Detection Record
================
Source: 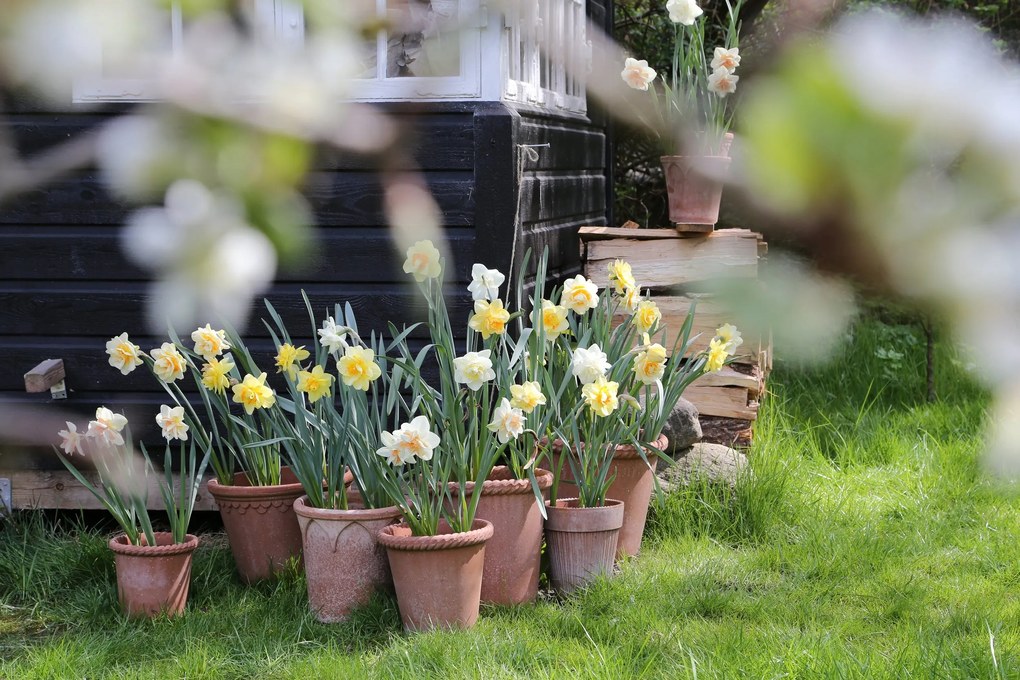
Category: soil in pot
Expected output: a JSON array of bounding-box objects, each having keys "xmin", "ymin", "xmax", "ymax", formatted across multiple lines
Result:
[
  {"xmin": 108, "ymin": 532, "xmax": 199, "ymax": 618},
  {"xmin": 458, "ymin": 466, "xmax": 553, "ymax": 605},
  {"xmin": 294, "ymin": 493, "xmax": 402, "ymax": 622},
  {"xmin": 377, "ymin": 518, "xmax": 493, "ymax": 632},
  {"xmin": 207, "ymin": 467, "xmax": 305, "ymax": 584},
  {"xmin": 545, "ymin": 498, "xmax": 624, "ymax": 595}
]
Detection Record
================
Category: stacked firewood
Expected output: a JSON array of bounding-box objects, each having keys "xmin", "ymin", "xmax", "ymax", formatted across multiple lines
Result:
[{"xmin": 580, "ymin": 225, "xmax": 769, "ymax": 448}]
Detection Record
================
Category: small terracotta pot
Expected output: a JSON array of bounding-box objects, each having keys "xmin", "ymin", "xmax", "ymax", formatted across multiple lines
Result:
[
  {"xmin": 454, "ymin": 467, "xmax": 553, "ymax": 605},
  {"xmin": 207, "ymin": 467, "xmax": 305, "ymax": 583},
  {"xmin": 661, "ymin": 134, "xmax": 734, "ymax": 229},
  {"xmin": 545, "ymin": 498, "xmax": 624, "ymax": 594},
  {"xmin": 293, "ymin": 493, "xmax": 402, "ymax": 622},
  {"xmin": 108, "ymin": 532, "xmax": 199, "ymax": 618},
  {"xmin": 549, "ymin": 436, "xmax": 667, "ymax": 559},
  {"xmin": 377, "ymin": 519, "xmax": 494, "ymax": 632}
]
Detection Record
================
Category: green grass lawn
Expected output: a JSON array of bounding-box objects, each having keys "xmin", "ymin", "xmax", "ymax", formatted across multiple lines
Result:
[{"xmin": 2, "ymin": 315, "xmax": 1018, "ymax": 679}]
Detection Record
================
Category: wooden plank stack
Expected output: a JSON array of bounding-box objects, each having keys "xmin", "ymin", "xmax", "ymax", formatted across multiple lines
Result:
[{"xmin": 580, "ymin": 225, "xmax": 770, "ymax": 448}]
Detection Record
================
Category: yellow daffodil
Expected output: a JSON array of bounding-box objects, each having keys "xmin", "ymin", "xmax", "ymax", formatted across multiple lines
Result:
[
  {"xmin": 622, "ymin": 286, "xmax": 641, "ymax": 312},
  {"xmin": 232, "ymin": 373, "xmax": 276, "ymax": 414},
  {"xmin": 561, "ymin": 275, "xmax": 599, "ymax": 315},
  {"xmin": 582, "ymin": 377, "xmax": 619, "ymax": 417},
  {"xmin": 155, "ymin": 405, "xmax": 189, "ymax": 441},
  {"xmin": 191, "ymin": 324, "xmax": 230, "ymax": 361},
  {"xmin": 632, "ymin": 300, "xmax": 662, "ymax": 334},
  {"xmin": 510, "ymin": 381, "xmax": 547, "ymax": 413},
  {"xmin": 201, "ymin": 356, "xmax": 235, "ymax": 394},
  {"xmin": 337, "ymin": 346, "xmax": 382, "ymax": 391},
  {"xmin": 607, "ymin": 259, "xmax": 636, "ymax": 295},
  {"xmin": 705, "ymin": 338, "xmax": 729, "ymax": 373},
  {"xmin": 105, "ymin": 332, "xmax": 143, "ymax": 375},
  {"xmin": 403, "ymin": 240, "xmax": 442, "ymax": 282},
  {"xmin": 541, "ymin": 299, "xmax": 570, "ymax": 341},
  {"xmin": 633, "ymin": 343, "xmax": 668, "ymax": 385},
  {"xmin": 275, "ymin": 343, "xmax": 310, "ymax": 378},
  {"xmin": 297, "ymin": 365, "xmax": 334, "ymax": 403},
  {"xmin": 151, "ymin": 342, "xmax": 186, "ymax": 383},
  {"xmin": 714, "ymin": 323, "xmax": 743, "ymax": 353},
  {"xmin": 468, "ymin": 299, "xmax": 510, "ymax": 339}
]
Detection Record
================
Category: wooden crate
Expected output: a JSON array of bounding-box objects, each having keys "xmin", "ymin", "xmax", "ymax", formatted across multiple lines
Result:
[
  {"xmin": 580, "ymin": 226, "xmax": 770, "ymax": 447},
  {"xmin": 1, "ymin": 468, "xmax": 218, "ymax": 512}
]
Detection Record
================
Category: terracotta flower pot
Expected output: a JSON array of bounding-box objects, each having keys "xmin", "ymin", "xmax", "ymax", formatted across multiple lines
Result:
[
  {"xmin": 293, "ymin": 493, "xmax": 402, "ymax": 622},
  {"xmin": 550, "ymin": 435, "xmax": 666, "ymax": 558},
  {"xmin": 660, "ymin": 133, "xmax": 735, "ymax": 229},
  {"xmin": 544, "ymin": 498, "xmax": 624, "ymax": 594},
  {"xmin": 455, "ymin": 466, "xmax": 553, "ymax": 605},
  {"xmin": 207, "ymin": 467, "xmax": 305, "ymax": 583},
  {"xmin": 108, "ymin": 532, "xmax": 199, "ymax": 618},
  {"xmin": 377, "ymin": 518, "xmax": 494, "ymax": 632}
]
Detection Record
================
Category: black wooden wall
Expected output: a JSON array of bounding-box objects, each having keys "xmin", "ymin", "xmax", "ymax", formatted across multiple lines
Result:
[{"xmin": 0, "ymin": 1, "xmax": 612, "ymax": 467}]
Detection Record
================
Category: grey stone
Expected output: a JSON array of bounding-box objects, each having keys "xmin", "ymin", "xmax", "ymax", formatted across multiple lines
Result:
[
  {"xmin": 660, "ymin": 397, "xmax": 702, "ymax": 455},
  {"xmin": 657, "ymin": 442, "xmax": 748, "ymax": 491}
]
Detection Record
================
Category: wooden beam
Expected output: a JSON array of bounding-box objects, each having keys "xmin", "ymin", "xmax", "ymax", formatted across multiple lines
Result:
[
  {"xmin": 579, "ymin": 226, "xmax": 686, "ymax": 241},
  {"xmin": 3, "ymin": 469, "xmax": 218, "ymax": 511},
  {"xmin": 684, "ymin": 384, "xmax": 759, "ymax": 420},
  {"xmin": 693, "ymin": 366, "xmax": 763, "ymax": 397},
  {"xmin": 24, "ymin": 358, "xmax": 65, "ymax": 393},
  {"xmin": 616, "ymin": 295, "xmax": 765, "ymax": 367},
  {"xmin": 585, "ymin": 229, "xmax": 760, "ymax": 289}
]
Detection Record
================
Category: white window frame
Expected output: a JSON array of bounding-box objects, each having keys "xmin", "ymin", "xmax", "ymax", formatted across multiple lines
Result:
[
  {"xmin": 349, "ymin": 0, "xmax": 483, "ymax": 102},
  {"xmin": 72, "ymin": 1, "xmax": 304, "ymax": 103},
  {"xmin": 502, "ymin": 0, "xmax": 589, "ymax": 114}
]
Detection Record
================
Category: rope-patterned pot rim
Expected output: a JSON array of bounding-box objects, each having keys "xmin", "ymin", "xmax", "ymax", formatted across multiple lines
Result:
[
  {"xmin": 452, "ymin": 466, "xmax": 554, "ymax": 497},
  {"xmin": 293, "ymin": 494, "xmax": 403, "ymax": 521},
  {"xmin": 207, "ymin": 476, "xmax": 305, "ymax": 503},
  {"xmin": 108, "ymin": 532, "xmax": 199, "ymax": 557},
  {"xmin": 613, "ymin": 434, "xmax": 670, "ymax": 460},
  {"xmin": 377, "ymin": 519, "xmax": 493, "ymax": 552},
  {"xmin": 549, "ymin": 434, "xmax": 669, "ymax": 460}
]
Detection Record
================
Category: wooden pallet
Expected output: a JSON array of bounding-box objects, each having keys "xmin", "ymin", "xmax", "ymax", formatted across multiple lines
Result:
[
  {"xmin": 1, "ymin": 468, "xmax": 218, "ymax": 512},
  {"xmin": 580, "ymin": 225, "xmax": 770, "ymax": 447}
]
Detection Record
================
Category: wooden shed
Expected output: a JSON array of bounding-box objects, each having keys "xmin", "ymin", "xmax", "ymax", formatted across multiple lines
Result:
[{"xmin": 0, "ymin": 0, "xmax": 614, "ymax": 510}]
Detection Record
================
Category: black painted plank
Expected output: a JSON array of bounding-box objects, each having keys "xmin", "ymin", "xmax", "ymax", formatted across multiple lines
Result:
[
  {"xmin": 518, "ymin": 174, "xmax": 606, "ymax": 225},
  {"xmin": 472, "ymin": 103, "xmax": 519, "ymax": 277},
  {"xmin": 517, "ymin": 117, "xmax": 606, "ymax": 171},
  {"xmin": 0, "ymin": 282, "xmax": 473, "ymax": 338},
  {"xmin": 0, "ymin": 171, "xmax": 475, "ymax": 227},
  {"xmin": 0, "ymin": 226, "xmax": 475, "ymax": 283},
  {"xmin": 6, "ymin": 114, "xmax": 475, "ymax": 171}
]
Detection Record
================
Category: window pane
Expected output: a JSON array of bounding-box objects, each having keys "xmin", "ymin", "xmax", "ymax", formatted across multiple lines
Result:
[{"xmin": 385, "ymin": 0, "xmax": 460, "ymax": 78}]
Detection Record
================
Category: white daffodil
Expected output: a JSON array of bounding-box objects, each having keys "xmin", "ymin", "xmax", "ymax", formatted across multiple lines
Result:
[
  {"xmin": 57, "ymin": 422, "xmax": 83, "ymax": 456},
  {"xmin": 155, "ymin": 405, "xmax": 189, "ymax": 441},
  {"xmin": 571, "ymin": 344, "xmax": 611, "ymax": 385},
  {"xmin": 105, "ymin": 332, "xmax": 143, "ymax": 375},
  {"xmin": 453, "ymin": 350, "xmax": 496, "ymax": 391},
  {"xmin": 317, "ymin": 316, "xmax": 349, "ymax": 355},
  {"xmin": 87, "ymin": 407, "xmax": 128, "ymax": 447},
  {"xmin": 667, "ymin": 0, "xmax": 703, "ymax": 26},
  {"xmin": 708, "ymin": 67, "xmax": 739, "ymax": 97},
  {"xmin": 487, "ymin": 398, "xmax": 526, "ymax": 444},
  {"xmin": 621, "ymin": 58, "xmax": 657, "ymax": 91},
  {"xmin": 711, "ymin": 47, "xmax": 741, "ymax": 72},
  {"xmin": 467, "ymin": 263, "xmax": 506, "ymax": 301},
  {"xmin": 376, "ymin": 415, "xmax": 441, "ymax": 466},
  {"xmin": 561, "ymin": 275, "xmax": 600, "ymax": 315}
]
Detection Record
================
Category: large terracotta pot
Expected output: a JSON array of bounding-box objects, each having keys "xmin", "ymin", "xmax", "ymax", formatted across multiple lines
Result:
[
  {"xmin": 377, "ymin": 519, "xmax": 493, "ymax": 632},
  {"xmin": 108, "ymin": 532, "xmax": 199, "ymax": 618},
  {"xmin": 293, "ymin": 493, "xmax": 402, "ymax": 622},
  {"xmin": 550, "ymin": 435, "xmax": 667, "ymax": 558},
  {"xmin": 545, "ymin": 498, "xmax": 624, "ymax": 594},
  {"xmin": 457, "ymin": 466, "xmax": 553, "ymax": 605},
  {"xmin": 660, "ymin": 132, "xmax": 735, "ymax": 229},
  {"xmin": 207, "ymin": 467, "xmax": 304, "ymax": 583}
]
